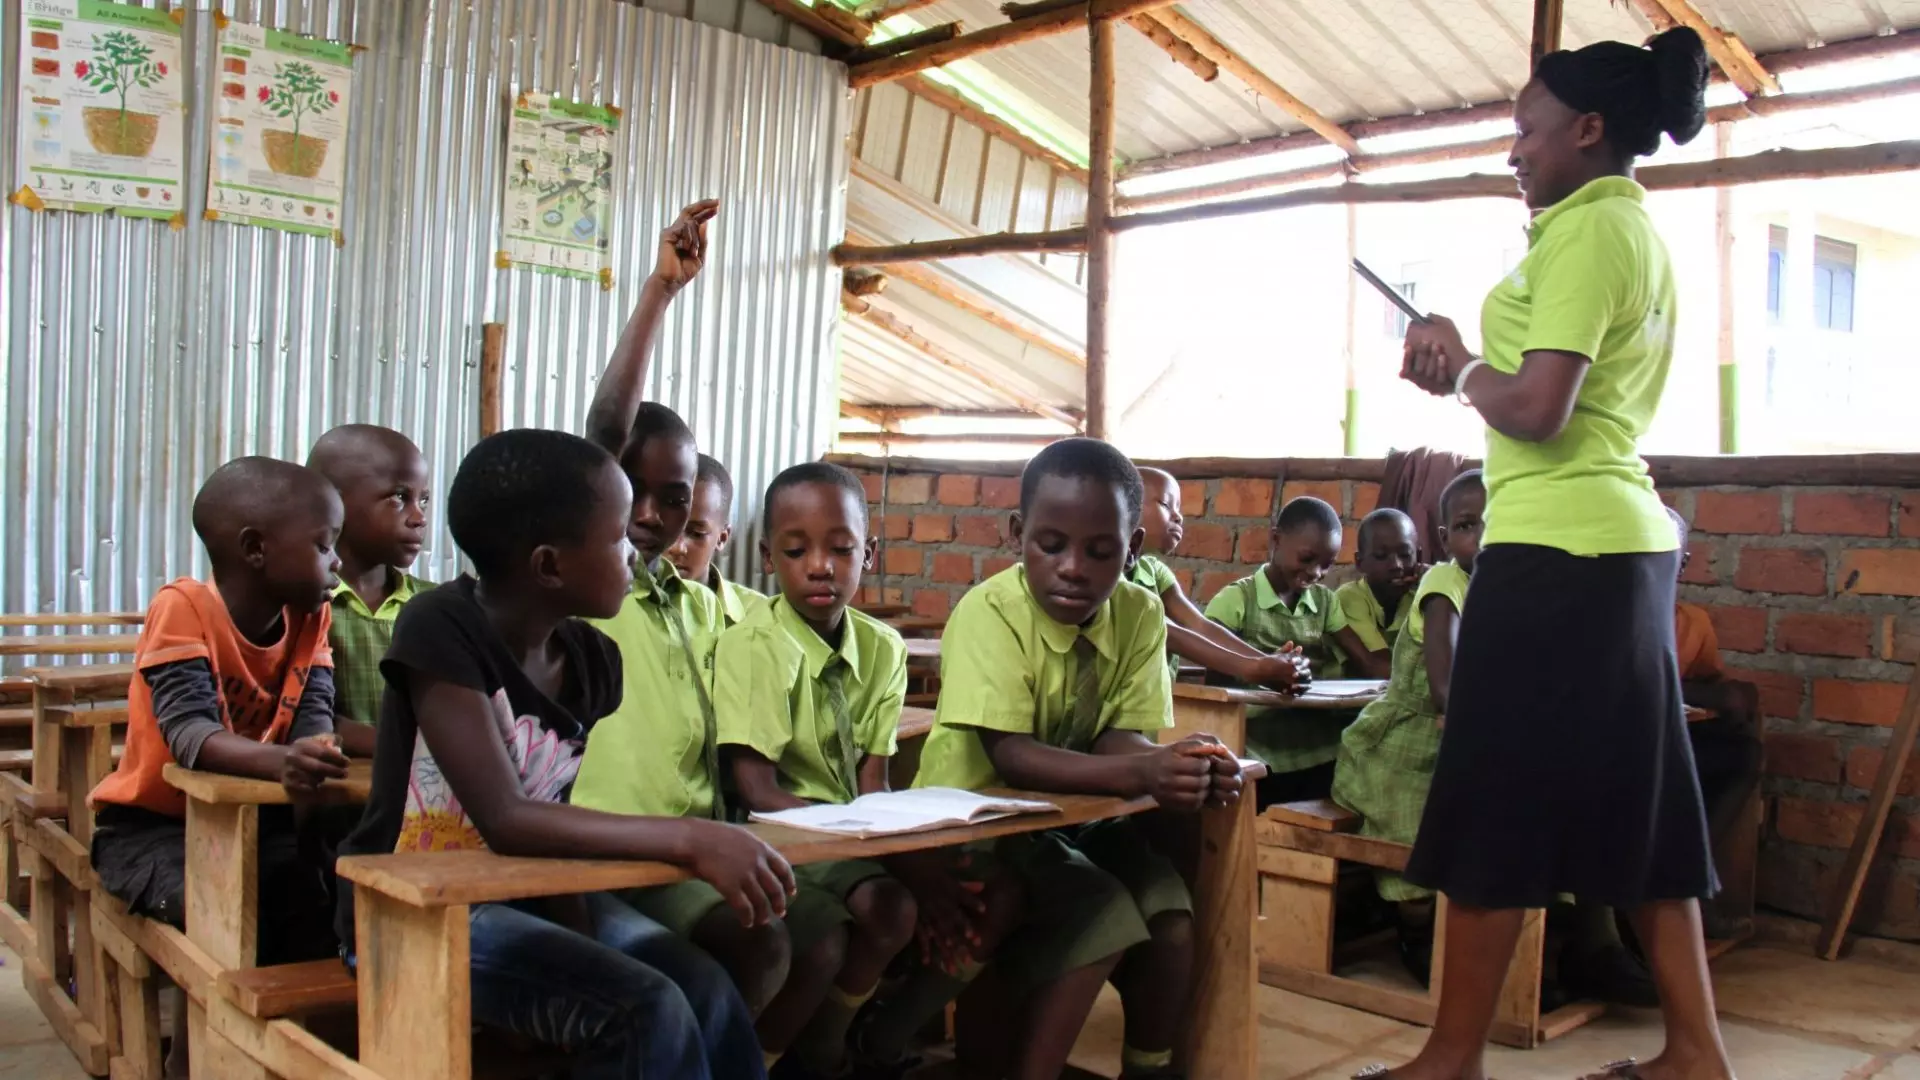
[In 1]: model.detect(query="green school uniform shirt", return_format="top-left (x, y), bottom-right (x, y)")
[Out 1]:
top-left (572, 560), bottom-right (724, 819)
top-left (1205, 572), bottom-right (1351, 773)
top-left (1126, 554), bottom-right (1177, 596)
top-left (714, 598), bottom-right (906, 805)
top-left (707, 568), bottom-right (765, 628)
top-left (328, 571), bottom-right (430, 728)
top-left (914, 566), bottom-right (1172, 792)
top-left (1332, 579), bottom-right (1414, 660)
top-left (1479, 176), bottom-right (1678, 557)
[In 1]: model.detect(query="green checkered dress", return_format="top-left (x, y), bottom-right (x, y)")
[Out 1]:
top-left (1331, 562), bottom-right (1469, 901)
top-left (328, 573), bottom-right (430, 728)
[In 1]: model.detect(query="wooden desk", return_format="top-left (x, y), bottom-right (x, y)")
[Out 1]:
top-left (903, 638), bottom-right (941, 663)
top-left (159, 762), bottom-right (371, 1080)
top-left (0, 613), bottom-right (144, 629)
top-left (338, 781), bottom-right (1265, 1080)
top-left (1170, 681), bottom-right (1387, 754)
top-left (0, 633), bottom-right (142, 658)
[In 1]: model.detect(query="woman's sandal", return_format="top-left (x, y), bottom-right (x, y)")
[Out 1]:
top-left (1584, 1059), bottom-right (1644, 1079)
top-left (1351, 1067), bottom-right (1392, 1079)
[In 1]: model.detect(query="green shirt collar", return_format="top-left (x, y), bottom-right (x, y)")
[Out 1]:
top-left (1529, 175), bottom-right (1645, 245)
top-left (634, 558), bottom-right (690, 605)
top-left (1018, 567), bottom-right (1118, 661)
top-left (771, 596), bottom-right (866, 683)
top-left (1253, 570), bottom-right (1320, 615)
top-left (331, 569), bottom-right (424, 618)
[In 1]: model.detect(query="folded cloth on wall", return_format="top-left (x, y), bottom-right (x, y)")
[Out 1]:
top-left (1381, 448), bottom-right (1471, 563)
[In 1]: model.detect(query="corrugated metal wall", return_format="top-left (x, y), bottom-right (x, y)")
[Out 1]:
top-left (0, 0), bottom-right (848, 616)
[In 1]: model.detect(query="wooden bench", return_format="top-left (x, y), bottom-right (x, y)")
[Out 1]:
top-left (1257, 798), bottom-right (1604, 1049)
top-left (0, 632), bottom-right (142, 659)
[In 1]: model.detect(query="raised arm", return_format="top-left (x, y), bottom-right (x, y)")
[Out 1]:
top-left (584, 199), bottom-right (719, 456)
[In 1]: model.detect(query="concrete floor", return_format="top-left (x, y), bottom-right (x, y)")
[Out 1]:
top-left (3, 942), bottom-right (1919, 1078)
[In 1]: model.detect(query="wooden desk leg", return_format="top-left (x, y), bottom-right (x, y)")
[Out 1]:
top-left (357, 888), bottom-right (472, 1080)
top-left (185, 800), bottom-right (266, 1080)
top-left (1182, 792), bottom-right (1257, 1080)
top-left (1167, 697), bottom-right (1248, 756)
top-left (63, 724), bottom-right (111, 1030)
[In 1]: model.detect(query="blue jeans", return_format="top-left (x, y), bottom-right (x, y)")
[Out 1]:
top-left (468, 892), bottom-right (766, 1080)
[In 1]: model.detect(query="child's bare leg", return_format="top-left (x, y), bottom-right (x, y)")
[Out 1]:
top-left (164, 988), bottom-right (188, 1079)
top-left (1378, 900), bottom-right (1525, 1080)
top-left (795, 878), bottom-right (917, 1072)
top-left (690, 910), bottom-right (792, 1014)
top-left (712, 913), bottom-right (844, 1057)
top-left (1610, 899), bottom-right (1734, 1080)
top-left (1006, 953), bottom-right (1123, 1080)
top-left (1112, 910), bottom-right (1193, 1073)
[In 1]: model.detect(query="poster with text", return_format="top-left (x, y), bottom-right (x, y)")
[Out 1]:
top-left (500, 91), bottom-right (618, 281)
top-left (14, 0), bottom-right (185, 218)
top-left (208, 22), bottom-right (353, 239)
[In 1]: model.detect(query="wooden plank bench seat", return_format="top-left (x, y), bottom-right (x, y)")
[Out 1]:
top-left (0, 633), bottom-right (142, 658)
top-left (219, 960), bottom-right (358, 1020)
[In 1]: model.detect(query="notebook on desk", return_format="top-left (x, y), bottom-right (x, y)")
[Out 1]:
top-left (750, 788), bottom-right (1059, 839)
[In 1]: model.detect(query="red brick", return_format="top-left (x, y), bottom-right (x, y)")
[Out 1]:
top-left (1350, 483), bottom-right (1381, 520)
top-left (1775, 612), bottom-right (1873, 659)
top-left (1693, 491), bottom-right (1783, 536)
top-left (931, 553), bottom-right (975, 585)
top-left (879, 514), bottom-right (910, 541)
top-left (1900, 494), bottom-right (1920, 538)
top-left (1727, 667), bottom-right (1805, 720)
top-left (1705, 605), bottom-right (1768, 654)
top-left (1173, 569), bottom-right (1194, 594)
top-left (1180, 522), bottom-right (1235, 561)
top-left (1179, 480), bottom-right (1206, 519)
top-left (1840, 549), bottom-right (1920, 598)
top-left (1213, 478), bottom-right (1275, 519)
top-left (1763, 733), bottom-right (1842, 783)
top-left (888, 474), bottom-right (933, 505)
top-left (937, 474), bottom-right (980, 507)
top-left (1812, 679), bottom-right (1908, 727)
top-left (911, 589), bottom-right (953, 620)
top-left (1775, 796), bottom-right (1859, 849)
top-left (1196, 571), bottom-right (1241, 603)
top-left (1794, 492), bottom-right (1890, 537)
top-left (982, 556), bottom-right (1018, 578)
top-left (980, 476), bottom-right (1021, 510)
top-left (1680, 540), bottom-right (1719, 585)
top-left (860, 472), bottom-right (884, 503)
top-left (883, 547), bottom-right (923, 577)
top-left (954, 515), bottom-right (1004, 548)
top-left (1237, 528), bottom-right (1270, 565)
top-left (1336, 525), bottom-right (1358, 565)
top-left (1280, 481), bottom-right (1344, 516)
top-left (1845, 745), bottom-right (1920, 797)
top-left (911, 514), bottom-right (954, 543)
top-left (1888, 615), bottom-right (1920, 663)
top-left (858, 586), bottom-right (903, 606)
top-left (1734, 548), bottom-right (1827, 596)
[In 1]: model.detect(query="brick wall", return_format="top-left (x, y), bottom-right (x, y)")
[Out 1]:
top-left (836, 453), bottom-right (1920, 943)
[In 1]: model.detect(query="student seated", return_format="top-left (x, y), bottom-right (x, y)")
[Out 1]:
top-left (1331, 508), bottom-right (1423, 680)
top-left (568, 200), bottom-right (825, 1058)
top-left (719, 462), bottom-right (1011, 1079)
top-left (89, 457), bottom-right (355, 1076)
top-left (332, 429), bottom-right (782, 1080)
top-left (1332, 472), bottom-right (1483, 984)
top-left (1130, 467), bottom-right (1308, 690)
top-left (307, 424), bottom-right (433, 759)
top-left (1669, 508), bottom-right (1762, 939)
top-left (1205, 496), bottom-right (1371, 802)
top-left (671, 452), bottom-right (766, 627)
top-left (914, 438), bottom-right (1241, 1080)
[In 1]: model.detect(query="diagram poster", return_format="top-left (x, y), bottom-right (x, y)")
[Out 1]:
top-left (207, 21), bottom-right (353, 239)
top-left (500, 90), bottom-right (619, 281)
top-left (13, 0), bottom-right (185, 219)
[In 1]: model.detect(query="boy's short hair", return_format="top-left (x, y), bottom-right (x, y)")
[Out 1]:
top-left (306, 424), bottom-right (423, 488)
top-left (695, 453), bottom-right (735, 510)
top-left (1274, 495), bottom-right (1341, 536)
top-left (448, 430), bottom-right (616, 579)
top-left (630, 402), bottom-right (696, 456)
top-left (1440, 469), bottom-right (1486, 517)
top-left (191, 457), bottom-right (335, 563)
top-left (762, 461), bottom-right (868, 535)
top-left (1019, 438), bottom-right (1145, 530)
top-left (1355, 507), bottom-right (1415, 553)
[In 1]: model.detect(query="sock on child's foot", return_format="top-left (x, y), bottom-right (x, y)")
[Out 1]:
top-left (796, 984), bottom-right (875, 1075)
top-left (1121, 1044), bottom-right (1176, 1078)
top-left (853, 961), bottom-right (980, 1064)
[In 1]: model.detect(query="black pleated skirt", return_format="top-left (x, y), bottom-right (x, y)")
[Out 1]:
top-left (1404, 543), bottom-right (1719, 910)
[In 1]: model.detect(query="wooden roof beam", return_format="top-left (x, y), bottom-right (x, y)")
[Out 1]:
top-left (832, 228), bottom-right (1088, 266)
top-left (1146, 8), bottom-right (1362, 156)
top-left (1125, 14), bottom-right (1219, 82)
top-left (898, 75), bottom-right (1090, 183)
top-left (1630, 0), bottom-right (1779, 96)
top-left (848, 305), bottom-right (1082, 427)
top-left (847, 0), bottom-right (1184, 88)
top-left (859, 252), bottom-right (1087, 368)
top-left (751, 0), bottom-right (872, 48)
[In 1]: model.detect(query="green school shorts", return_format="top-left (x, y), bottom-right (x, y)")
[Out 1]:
top-left (990, 817), bottom-right (1191, 984)
top-left (794, 858), bottom-right (892, 904)
top-left (620, 876), bottom-right (854, 953)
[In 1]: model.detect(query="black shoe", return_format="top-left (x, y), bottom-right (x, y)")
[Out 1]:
top-left (1394, 904), bottom-right (1435, 988)
top-left (1559, 943), bottom-right (1660, 1008)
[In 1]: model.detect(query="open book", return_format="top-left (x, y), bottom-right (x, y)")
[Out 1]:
top-left (749, 788), bottom-right (1059, 839)
top-left (1296, 679), bottom-right (1389, 701)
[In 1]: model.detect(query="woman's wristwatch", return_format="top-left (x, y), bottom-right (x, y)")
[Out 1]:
top-left (1453, 358), bottom-right (1487, 405)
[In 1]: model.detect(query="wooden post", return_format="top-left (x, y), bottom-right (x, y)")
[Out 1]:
top-left (1343, 203), bottom-right (1359, 456)
top-left (1530, 0), bottom-right (1563, 66)
top-left (1818, 655), bottom-right (1920, 958)
top-left (480, 322), bottom-right (505, 439)
top-left (1085, 9), bottom-right (1116, 441)
top-left (1713, 123), bottom-right (1738, 453)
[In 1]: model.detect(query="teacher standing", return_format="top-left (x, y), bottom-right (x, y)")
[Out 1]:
top-left (1380, 28), bottom-right (1735, 1080)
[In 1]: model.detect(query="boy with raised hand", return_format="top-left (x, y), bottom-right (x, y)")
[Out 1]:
top-left (569, 200), bottom-right (833, 1054)
top-left (1331, 508), bottom-right (1424, 680)
top-left (669, 452), bottom-right (765, 627)
top-left (307, 423), bottom-right (433, 758)
top-left (915, 438), bottom-right (1241, 1080)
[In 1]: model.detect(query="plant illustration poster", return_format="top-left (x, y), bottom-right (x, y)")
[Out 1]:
top-left (500, 90), bottom-right (619, 281)
top-left (13, 0), bottom-right (185, 218)
top-left (208, 21), bottom-right (353, 239)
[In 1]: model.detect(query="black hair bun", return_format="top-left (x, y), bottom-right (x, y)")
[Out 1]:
top-left (1650, 27), bottom-right (1710, 145)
